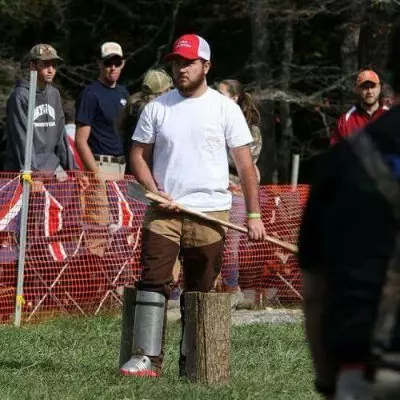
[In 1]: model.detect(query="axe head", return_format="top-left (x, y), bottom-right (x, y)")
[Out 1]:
top-left (126, 182), bottom-right (152, 205)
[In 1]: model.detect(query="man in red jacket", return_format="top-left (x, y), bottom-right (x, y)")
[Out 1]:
top-left (331, 69), bottom-right (388, 145)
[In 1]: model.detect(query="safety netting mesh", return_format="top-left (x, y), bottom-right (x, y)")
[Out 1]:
top-left (0, 172), bottom-right (309, 323)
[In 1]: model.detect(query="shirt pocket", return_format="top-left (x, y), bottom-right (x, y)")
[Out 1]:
top-left (199, 125), bottom-right (226, 154)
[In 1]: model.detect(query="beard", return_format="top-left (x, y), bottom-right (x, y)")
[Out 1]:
top-left (362, 96), bottom-right (379, 107)
top-left (175, 72), bottom-right (205, 94)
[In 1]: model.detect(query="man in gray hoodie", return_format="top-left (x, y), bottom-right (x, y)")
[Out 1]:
top-left (4, 43), bottom-right (75, 191)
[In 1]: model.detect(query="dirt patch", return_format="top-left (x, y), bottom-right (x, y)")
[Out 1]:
top-left (167, 307), bottom-right (302, 325)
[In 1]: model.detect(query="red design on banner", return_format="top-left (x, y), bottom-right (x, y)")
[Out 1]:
top-left (48, 241), bottom-right (67, 262)
top-left (43, 188), bottom-right (66, 261)
top-left (67, 136), bottom-right (84, 170)
top-left (44, 189), bottom-right (63, 237)
top-left (0, 182), bottom-right (22, 231)
top-left (111, 182), bottom-right (134, 228)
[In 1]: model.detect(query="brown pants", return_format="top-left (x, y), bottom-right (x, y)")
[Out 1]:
top-left (137, 207), bottom-right (229, 298)
top-left (137, 206), bottom-right (229, 371)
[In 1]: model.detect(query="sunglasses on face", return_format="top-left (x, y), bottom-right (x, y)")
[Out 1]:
top-left (103, 58), bottom-right (123, 67)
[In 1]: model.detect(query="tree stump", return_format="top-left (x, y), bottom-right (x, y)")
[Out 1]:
top-left (185, 292), bottom-right (231, 385)
top-left (118, 286), bottom-right (136, 368)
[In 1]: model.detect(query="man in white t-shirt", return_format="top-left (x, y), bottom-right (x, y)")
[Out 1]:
top-left (120, 34), bottom-right (267, 377)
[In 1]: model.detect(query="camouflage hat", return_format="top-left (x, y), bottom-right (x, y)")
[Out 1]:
top-left (29, 44), bottom-right (63, 62)
top-left (142, 69), bottom-right (173, 95)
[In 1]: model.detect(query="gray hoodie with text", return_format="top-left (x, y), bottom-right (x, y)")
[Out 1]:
top-left (4, 80), bottom-right (75, 172)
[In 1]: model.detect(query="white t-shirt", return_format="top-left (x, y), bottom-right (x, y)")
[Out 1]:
top-left (132, 88), bottom-right (252, 211)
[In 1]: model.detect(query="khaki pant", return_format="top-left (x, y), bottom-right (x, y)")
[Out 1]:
top-left (137, 206), bottom-right (229, 370)
top-left (138, 206), bottom-right (229, 297)
top-left (82, 159), bottom-right (125, 257)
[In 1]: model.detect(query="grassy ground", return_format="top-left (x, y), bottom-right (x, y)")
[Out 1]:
top-left (0, 316), bottom-right (318, 400)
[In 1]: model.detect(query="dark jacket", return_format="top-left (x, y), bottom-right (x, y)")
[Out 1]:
top-left (299, 105), bottom-right (400, 365)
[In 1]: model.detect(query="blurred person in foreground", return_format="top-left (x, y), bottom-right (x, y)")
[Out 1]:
top-left (330, 69), bottom-right (388, 146)
top-left (299, 24), bottom-right (400, 400)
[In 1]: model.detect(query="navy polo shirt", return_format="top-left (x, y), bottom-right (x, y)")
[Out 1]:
top-left (76, 80), bottom-right (129, 156)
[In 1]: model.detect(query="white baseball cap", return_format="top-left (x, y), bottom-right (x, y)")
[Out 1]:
top-left (101, 42), bottom-right (123, 59)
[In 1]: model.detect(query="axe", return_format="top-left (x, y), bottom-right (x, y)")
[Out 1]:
top-left (126, 182), bottom-right (298, 254)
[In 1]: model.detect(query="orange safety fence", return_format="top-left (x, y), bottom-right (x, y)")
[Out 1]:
top-left (0, 172), bottom-right (309, 324)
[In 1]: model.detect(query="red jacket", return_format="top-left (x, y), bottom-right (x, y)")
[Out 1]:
top-left (330, 105), bottom-right (388, 145)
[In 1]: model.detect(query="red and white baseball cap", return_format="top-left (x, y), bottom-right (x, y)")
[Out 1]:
top-left (164, 34), bottom-right (211, 61)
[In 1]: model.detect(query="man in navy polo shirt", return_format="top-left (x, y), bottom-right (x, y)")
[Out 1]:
top-left (75, 41), bottom-right (128, 174)
top-left (75, 42), bottom-right (129, 256)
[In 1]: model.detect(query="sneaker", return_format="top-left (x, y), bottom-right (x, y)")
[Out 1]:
top-left (120, 355), bottom-right (160, 377)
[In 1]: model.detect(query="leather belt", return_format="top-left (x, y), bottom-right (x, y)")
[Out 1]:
top-left (94, 154), bottom-right (126, 164)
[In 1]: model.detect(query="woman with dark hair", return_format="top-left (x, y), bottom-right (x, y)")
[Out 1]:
top-left (217, 79), bottom-right (262, 184)
top-left (217, 79), bottom-right (263, 305)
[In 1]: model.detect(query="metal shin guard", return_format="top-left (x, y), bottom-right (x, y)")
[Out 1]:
top-left (120, 290), bottom-right (165, 376)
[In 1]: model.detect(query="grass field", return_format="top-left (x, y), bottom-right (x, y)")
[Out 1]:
top-left (0, 316), bottom-right (318, 400)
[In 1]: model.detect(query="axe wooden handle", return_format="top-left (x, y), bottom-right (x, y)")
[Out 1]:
top-left (145, 191), bottom-right (298, 254)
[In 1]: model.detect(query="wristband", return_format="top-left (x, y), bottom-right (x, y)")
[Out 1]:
top-left (247, 213), bottom-right (261, 219)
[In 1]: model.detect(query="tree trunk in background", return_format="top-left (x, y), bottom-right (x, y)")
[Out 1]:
top-left (340, 0), bottom-right (365, 109)
top-left (359, 17), bottom-right (390, 74)
top-left (277, 1), bottom-right (294, 184)
top-left (250, 0), bottom-right (277, 184)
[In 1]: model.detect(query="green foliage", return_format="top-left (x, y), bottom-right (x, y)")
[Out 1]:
top-left (0, 0), bottom-right (396, 180)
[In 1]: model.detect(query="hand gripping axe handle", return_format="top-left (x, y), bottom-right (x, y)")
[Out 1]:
top-left (127, 182), bottom-right (298, 254)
